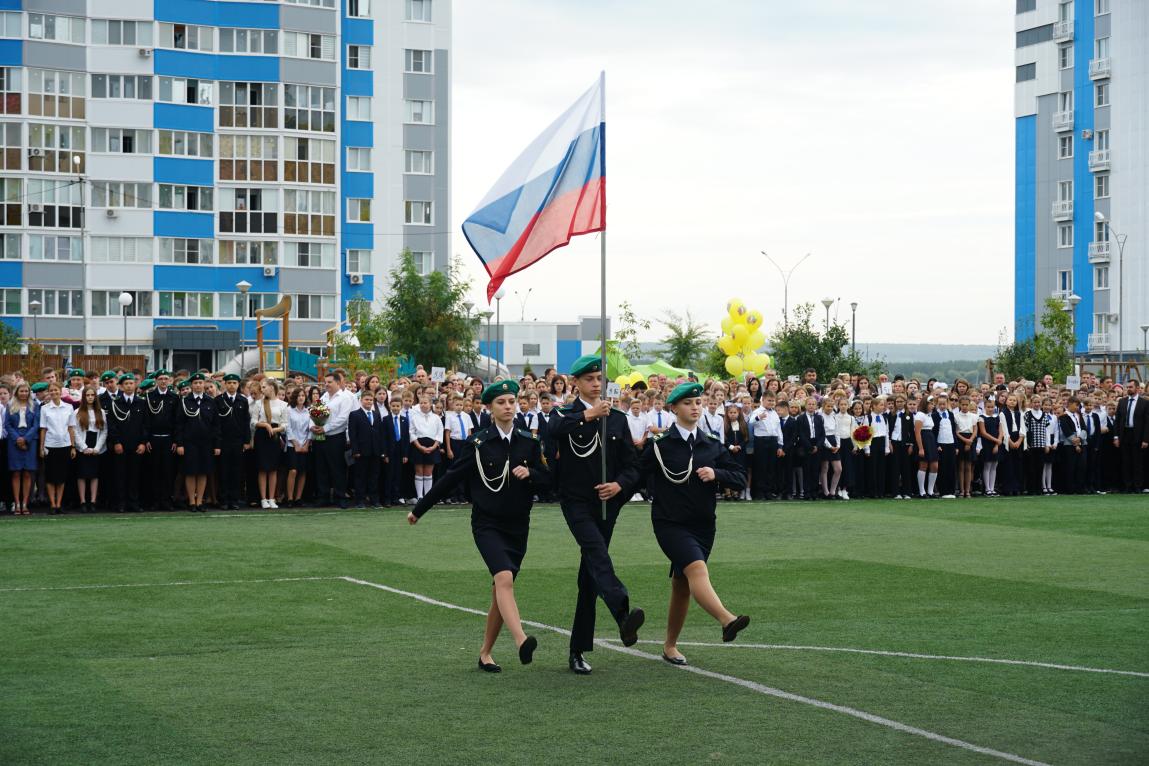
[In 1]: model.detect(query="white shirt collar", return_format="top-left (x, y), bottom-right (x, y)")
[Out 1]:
top-left (674, 422), bottom-right (698, 441)
top-left (495, 423), bottom-right (514, 442)
top-left (579, 397), bottom-right (598, 411)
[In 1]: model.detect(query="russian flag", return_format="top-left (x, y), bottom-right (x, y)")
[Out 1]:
top-left (463, 75), bottom-right (605, 302)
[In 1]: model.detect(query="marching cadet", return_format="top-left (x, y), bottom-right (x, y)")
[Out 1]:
top-left (639, 383), bottom-right (750, 666)
top-left (145, 370), bottom-right (179, 511)
top-left (551, 354), bottom-right (645, 675)
top-left (107, 374), bottom-right (148, 512)
top-left (409, 380), bottom-right (548, 672)
top-left (215, 373), bottom-right (251, 511)
top-left (176, 372), bottom-right (220, 513)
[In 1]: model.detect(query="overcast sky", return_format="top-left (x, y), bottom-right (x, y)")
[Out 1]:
top-left (449, 0), bottom-right (1014, 345)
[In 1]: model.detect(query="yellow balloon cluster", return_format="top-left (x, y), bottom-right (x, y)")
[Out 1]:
top-left (718, 298), bottom-right (772, 378)
top-left (614, 372), bottom-right (646, 388)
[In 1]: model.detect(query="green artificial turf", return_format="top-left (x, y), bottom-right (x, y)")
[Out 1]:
top-left (1, 496), bottom-right (1146, 765)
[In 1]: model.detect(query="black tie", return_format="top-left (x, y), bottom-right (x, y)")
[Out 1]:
top-left (686, 433), bottom-right (695, 448)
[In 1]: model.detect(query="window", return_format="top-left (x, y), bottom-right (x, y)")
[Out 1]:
top-left (1057, 223), bottom-right (1073, 248)
top-left (159, 237), bottom-right (214, 264)
top-left (221, 292), bottom-right (278, 318)
top-left (92, 290), bottom-right (151, 317)
top-left (0, 288), bottom-right (19, 314)
top-left (286, 0), bottom-right (335, 7)
top-left (1058, 135), bottom-right (1073, 159)
top-left (347, 147), bottom-right (372, 172)
top-left (404, 200), bottom-right (431, 225)
top-left (159, 184), bottom-right (213, 212)
top-left (219, 82), bottom-right (278, 129)
top-left (0, 67), bottom-right (21, 114)
top-left (404, 150), bottom-right (433, 174)
top-left (28, 289), bottom-right (83, 317)
top-left (406, 0), bottom-right (432, 21)
top-left (1094, 36), bottom-right (1109, 59)
top-left (292, 294), bottom-right (335, 319)
top-left (410, 251), bottom-right (433, 275)
top-left (219, 240), bottom-right (277, 265)
top-left (346, 96), bottom-right (372, 121)
top-left (1058, 43), bottom-right (1073, 69)
top-left (29, 69), bottom-right (87, 119)
top-left (348, 198), bottom-right (373, 223)
top-left (91, 74), bottom-right (153, 101)
top-left (283, 31), bottom-right (335, 61)
top-left (1091, 313), bottom-right (1107, 335)
top-left (0, 121), bottom-right (20, 170)
top-left (1059, 0), bottom-right (1073, 21)
top-left (158, 77), bottom-right (212, 106)
top-left (28, 234), bottom-right (82, 261)
top-left (28, 123), bottom-right (86, 173)
top-left (91, 20), bottom-right (153, 46)
top-left (219, 28), bottom-right (278, 54)
top-left (1015, 63), bottom-right (1036, 82)
top-left (1016, 26), bottom-right (1053, 48)
top-left (91, 237), bottom-right (153, 263)
top-left (1096, 0), bottom-right (1110, 14)
top-left (347, 249), bottom-right (371, 273)
top-left (0, 12), bottom-right (21, 38)
top-left (159, 23), bottom-right (214, 52)
top-left (284, 241), bottom-right (335, 268)
top-left (26, 178), bottom-right (83, 229)
top-left (1057, 180), bottom-right (1073, 202)
top-left (1056, 269), bottom-right (1073, 293)
top-left (404, 49), bottom-right (433, 73)
top-left (159, 291), bottom-right (214, 318)
top-left (28, 14), bottom-right (85, 44)
top-left (348, 0), bottom-right (371, 17)
top-left (285, 137), bottom-right (335, 184)
top-left (1058, 91), bottom-right (1073, 112)
top-left (91, 128), bottom-right (153, 155)
top-left (219, 134), bottom-right (279, 181)
top-left (348, 45), bottom-right (372, 69)
top-left (219, 187), bottom-right (278, 234)
top-left (405, 99), bottom-right (433, 124)
top-left (91, 181), bottom-right (152, 209)
top-left (1095, 129), bottom-right (1109, 151)
top-left (158, 130), bottom-right (213, 158)
top-left (284, 85), bottom-right (335, 133)
top-left (1095, 82), bottom-right (1109, 107)
top-left (1095, 221), bottom-right (1109, 242)
top-left (1094, 173), bottom-right (1109, 199)
top-left (283, 189), bottom-right (336, 235)
top-left (1, 178), bottom-right (22, 226)
top-left (1094, 265), bottom-right (1109, 290)
top-left (0, 233), bottom-right (18, 259)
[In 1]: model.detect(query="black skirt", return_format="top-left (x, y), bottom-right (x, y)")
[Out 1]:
top-left (75, 452), bottom-right (101, 480)
top-left (412, 437), bottom-right (441, 465)
top-left (182, 442), bottom-right (214, 475)
top-left (919, 430), bottom-right (939, 462)
top-left (284, 445), bottom-right (309, 471)
top-left (471, 514), bottom-right (528, 577)
top-left (254, 428), bottom-right (284, 471)
top-left (44, 446), bottom-right (72, 484)
top-left (653, 518), bottom-right (715, 578)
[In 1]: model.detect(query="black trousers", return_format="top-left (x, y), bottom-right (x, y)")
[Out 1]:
top-left (115, 447), bottom-right (143, 510)
top-left (562, 500), bottom-right (629, 654)
top-left (1001, 441), bottom-right (1022, 495)
top-left (382, 448), bottom-right (404, 504)
top-left (937, 443), bottom-right (957, 496)
top-left (1057, 444), bottom-right (1085, 494)
top-left (892, 440), bottom-right (913, 496)
top-left (867, 438), bottom-right (887, 498)
top-left (354, 455), bottom-right (379, 504)
top-left (1085, 446), bottom-right (1102, 492)
top-left (150, 435), bottom-right (176, 510)
top-left (751, 437), bottom-right (777, 499)
top-left (447, 439), bottom-right (469, 501)
top-left (1120, 439), bottom-right (1144, 491)
top-left (802, 449), bottom-right (820, 498)
top-left (316, 432), bottom-right (349, 505)
top-left (219, 440), bottom-right (245, 505)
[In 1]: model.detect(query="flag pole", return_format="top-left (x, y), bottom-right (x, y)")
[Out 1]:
top-left (599, 70), bottom-right (608, 520)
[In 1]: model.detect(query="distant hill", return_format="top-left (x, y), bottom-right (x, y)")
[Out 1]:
top-left (855, 343), bottom-right (998, 364)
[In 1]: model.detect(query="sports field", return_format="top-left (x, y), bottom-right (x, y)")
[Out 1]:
top-left (2, 496), bottom-right (1146, 765)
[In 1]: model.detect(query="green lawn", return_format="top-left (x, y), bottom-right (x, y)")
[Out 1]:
top-left (1, 496), bottom-right (1146, 765)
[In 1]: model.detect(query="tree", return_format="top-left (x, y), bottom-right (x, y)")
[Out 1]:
top-left (0, 321), bottom-right (20, 354)
top-left (380, 251), bottom-right (477, 370)
top-left (659, 310), bottom-right (711, 370)
top-left (614, 300), bottom-right (650, 362)
top-left (327, 299), bottom-right (398, 379)
top-left (994, 297), bottom-right (1075, 381)
top-left (768, 303), bottom-right (884, 381)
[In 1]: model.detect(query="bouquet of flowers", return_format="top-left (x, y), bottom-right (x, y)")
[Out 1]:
top-left (309, 402), bottom-right (331, 442)
top-left (851, 424), bottom-right (874, 450)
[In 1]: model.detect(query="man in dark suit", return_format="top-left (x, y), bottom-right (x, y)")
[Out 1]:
top-left (348, 389), bottom-right (385, 507)
top-left (107, 374), bottom-right (149, 512)
top-left (215, 373), bottom-right (251, 510)
top-left (382, 396), bottom-right (410, 506)
top-left (795, 398), bottom-right (824, 500)
top-left (1114, 380), bottom-right (1149, 493)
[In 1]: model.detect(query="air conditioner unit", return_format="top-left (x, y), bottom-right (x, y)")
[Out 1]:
top-left (1082, 129), bottom-right (1094, 140)
top-left (28, 147), bottom-right (43, 157)
top-left (28, 203), bottom-right (43, 213)
top-left (105, 208), bottom-right (118, 219)
top-left (349, 273), bottom-right (363, 285)
top-left (138, 48), bottom-right (153, 58)
top-left (263, 266), bottom-right (276, 277)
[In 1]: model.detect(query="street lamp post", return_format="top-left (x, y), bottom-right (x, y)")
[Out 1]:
top-left (850, 302), bottom-right (858, 354)
top-left (1140, 324), bottom-right (1149, 355)
top-left (761, 250), bottom-right (811, 326)
top-left (479, 310), bottom-right (494, 380)
top-left (1095, 212), bottom-right (1128, 362)
top-left (236, 280), bottom-right (252, 372)
top-left (1064, 293), bottom-right (1082, 357)
top-left (821, 297), bottom-right (834, 331)
top-left (514, 288), bottom-right (533, 322)
top-left (28, 299), bottom-right (41, 347)
top-left (494, 287), bottom-right (506, 373)
top-left (117, 292), bottom-right (133, 354)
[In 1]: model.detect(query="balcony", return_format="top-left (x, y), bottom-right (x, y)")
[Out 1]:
top-left (1088, 148), bottom-right (1110, 171)
top-left (1089, 57), bottom-right (1111, 79)
top-left (1053, 110), bottom-right (1074, 132)
top-left (1088, 333), bottom-right (1110, 351)
top-left (1088, 241), bottom-right (1111, 263)
top-left (1053, 20), bottom-right (1074, 41)
top-left (1052, 200), bottom-right (1073, 220)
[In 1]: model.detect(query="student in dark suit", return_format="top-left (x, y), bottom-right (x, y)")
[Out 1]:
top-left (381, 396), bottom-right (410, 507)
top-left (551, 354), bottom-right (645, 676)
top-left (348, 389), bottom-right (385, 507)
top-left (1056, 397), bottom-right (1087, 495)
top-left (535, 393), bottom-right (560, 502)
top-left (145, 370), bottom-right (179, 511)
top-left (176, 372), bottom-right (220, 513)
top-left (638, 382), bottom-right (750, 667)
top-left (215, 373), bottom-right (251, 510)
top-left (107, 374), bottom-right (148, 512)
top-left (1114, 380), bottom-right (1149, 493)
top-left (777, 400), bottom-right (798, 499)
top-left (409, 380), bottom-right (549, 672)
top-left (795, 397), bottom-right (824, 500)
top-left (1082, 401), bottom-right (1104, 494)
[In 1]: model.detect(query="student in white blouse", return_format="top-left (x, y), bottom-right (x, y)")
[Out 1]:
top-left (73, 386), bottom-right (108, 513)
top-left (38, 382), bottom-right (77, 515)
top-left (284, 386), bottom-right (313, 508)
top-left (251, 379), bottom-right (289, 509)
top-left (409, 386), bottom-right (445, 500)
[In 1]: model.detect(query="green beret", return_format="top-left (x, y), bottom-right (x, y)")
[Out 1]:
top-left (67, 368), bottom-right (85, 379)
top-left (118, 374), bottom-right (136, 383)
top-left (667, 382), bottom-right (704, 406)
top-left (139, 379), bottom-right (155, 391)
top-left (154, 369), bottom-right (172, 378)
top-left (176, 379), bottom-right (190, 390)
top-left (100, 370), bottom-right (117, 381)
top-left (188, 372), bottom-right (206, 382)
top-left (31, 382), bottom-right (48, 393)
top-left (569, 354), bottom-right (603, 378)
top-left (482, 379), bottom-right (519, 405)
top-left (223, 373), bottom-right (241, 382)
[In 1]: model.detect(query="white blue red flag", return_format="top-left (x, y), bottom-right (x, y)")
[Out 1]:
top-left (463, 74), bottom-right (605, 302)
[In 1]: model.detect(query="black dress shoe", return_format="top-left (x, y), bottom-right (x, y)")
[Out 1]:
top-left (568, 652), bottom-right (592, 675)
top-left (477, 658), bottom-right (502, 673)
top-left (722, 615), bottom-right (751, 643)
top-left (619, 607), bottom-right (645, 647)
top-left (518, 636), bottom-right (538, 665)
top-left (661, 652), bottom-right (688, 666)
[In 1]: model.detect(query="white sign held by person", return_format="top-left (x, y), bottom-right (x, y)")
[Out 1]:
top-left (606, 382), bottom-right (622, 399)
top-left (1065, 375), bottom-right (1081, 391)
top-left (430, 367), bottom-right (446, 383)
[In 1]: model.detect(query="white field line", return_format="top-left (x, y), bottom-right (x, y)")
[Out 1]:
top-left (607, 640), bottom-right (1149, 680)
top-left (339, 577), bottom-right (1051, 766)
top-left (0, 576), bottom-right (341, 593)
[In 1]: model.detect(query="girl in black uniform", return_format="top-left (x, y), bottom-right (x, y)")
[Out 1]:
top-left (409, 380), bottom-right (549, 672)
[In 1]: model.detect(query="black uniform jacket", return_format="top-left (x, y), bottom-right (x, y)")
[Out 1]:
top-left (640, 426), bottom-right (747, 525)
top-left (215, 392), bottom-right (251, 444)
top-left (550, 398), bottom-right (639, 512)
top-left (176, 393), bottom-right (221, 449)
top-left (107, 394), bottom-right (149, 449)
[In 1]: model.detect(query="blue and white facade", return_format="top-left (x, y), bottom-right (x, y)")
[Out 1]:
top-left (1014, 0), bottom-right (1146, 357)
top-left (0, 0), bottom-right (451, 370)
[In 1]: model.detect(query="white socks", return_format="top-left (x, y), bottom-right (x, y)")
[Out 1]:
top-left (917, 470), bottom-right (927, 496)
top-left (983, 464), bottom-right (998, 493)
top-left (927, 472), bottom-right (938, 496)
top-left (1042, 465), bottom-right (1053, 491)
top-left (415, 475), bottom-right (432, 499)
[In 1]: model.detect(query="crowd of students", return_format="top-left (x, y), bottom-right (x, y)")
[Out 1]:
top-left (1, 362), bottom-right (1146, 515)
